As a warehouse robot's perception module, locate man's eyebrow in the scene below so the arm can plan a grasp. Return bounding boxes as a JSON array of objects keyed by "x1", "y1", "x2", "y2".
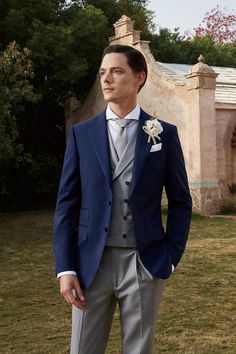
[{"x1": 99, "y1": 66, "x2": 124, "y2": 71}]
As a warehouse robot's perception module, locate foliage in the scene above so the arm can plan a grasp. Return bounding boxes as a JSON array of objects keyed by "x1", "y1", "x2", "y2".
[
  {"x1": 0, "y1": 1, "x2": 109, "y2": 209},
  {"x1": 180, "y1": 36, "x2": 236, "y2": 67},
  {"x1": 0, "y1": 41, "x2": 40, "y2": 208},
  {"x1": 1, "y1": 1, "x2": 108, "y2": 103},
  {"x1": 0, "y1": 41, "x2": 38, "y2": 162},
  {"x1": 149, "y1": 27, "x2": 236, "y2": 67},
  {"x1": 149, "y1": 5, "x2": 236, "y2": 66},
  {"x1": 1, "y1": 1, "x2": 154, "y2": 104},
  {"x1": 192, "y1": 5, "x2": 236, "y2": 44},
  {"x1": 0, "y1": 0, "x2": 155, "y2": 210},
  {"x1": 86, "y1": 0, "x2": 155, "y2": 37},
  {"x1": 149, "y1": 28, "x2": 183, "y2": 63}
]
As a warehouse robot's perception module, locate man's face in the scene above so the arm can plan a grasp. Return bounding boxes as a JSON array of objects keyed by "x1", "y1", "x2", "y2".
[{"x1": 99, "y1": 53, "x2": 145, "y2": 105}]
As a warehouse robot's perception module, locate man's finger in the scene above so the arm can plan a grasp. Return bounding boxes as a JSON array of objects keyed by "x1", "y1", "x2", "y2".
[
  {"x1": 74, "y1": 283, "x2": 85, "y2": 302},
  {"x1": 59, "y1": 275, "x2": 85, "y2": 309},
  {"x1": 67, "y1": 290, "x2": 85, "y2": 308}
]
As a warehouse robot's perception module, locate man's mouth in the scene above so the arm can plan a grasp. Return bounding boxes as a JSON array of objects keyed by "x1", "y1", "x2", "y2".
[{"x1": 103, "y1": 88, "x2": 114, "y2": 92}]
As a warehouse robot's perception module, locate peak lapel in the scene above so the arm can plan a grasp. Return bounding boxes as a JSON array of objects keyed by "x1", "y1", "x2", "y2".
[
  {"x1": 89, "y1": 111, "x2": 112, "y2": 189},
  {"x1": 131, "y1": 110, "x2": 151, "y2": 194}
]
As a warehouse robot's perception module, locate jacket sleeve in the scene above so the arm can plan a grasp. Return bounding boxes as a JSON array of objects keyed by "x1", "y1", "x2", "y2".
[
  {"x1": 53, "y1": 126, "x2": 81, "y2": 274},
  {"x1": 164, "y1": 126, "x2": 192, "y2": 268}
]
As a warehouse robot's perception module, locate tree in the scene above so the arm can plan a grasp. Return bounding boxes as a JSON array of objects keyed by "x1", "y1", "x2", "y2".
[
  {"x1": 0, "y1": 41, "x2": 38, "y2": 162},
  {"x1": 191, "y1": 6, "x2": 236, "y2": 44},
  {"x1": 149, "y1": 28, "x2": 183, "y2": 63},
  {"x1": 86, "y1": 0, "x2": 155, "y2": 37},
  {"x1": 1, "y1": 1, "x2": 108, "y2": 102},
  {"x1": 148, "y1": 9, "x2": 236, "y2": 68},
  {"x1": 0, "y1": 0, "x2": 155, "y2": 209},
  {"x1": 0, "y1": 41, "x2": 38, "y2": 209}
]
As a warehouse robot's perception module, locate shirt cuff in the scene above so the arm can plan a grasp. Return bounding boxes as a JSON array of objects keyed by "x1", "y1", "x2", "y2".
[
  {"x1": 172, "y1": 264, "x2": 175, "y2": 272},
  {"x1": 57, "y1": 271, "x2": 77, "y2": 279}
]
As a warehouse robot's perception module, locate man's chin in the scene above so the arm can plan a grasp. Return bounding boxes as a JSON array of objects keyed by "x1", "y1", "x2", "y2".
[{"x1": 103, "y1": 95, "x2": 116, "y2": 103}]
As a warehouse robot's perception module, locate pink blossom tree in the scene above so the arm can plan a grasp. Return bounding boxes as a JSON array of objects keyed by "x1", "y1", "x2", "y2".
[
  {"x1": 192, "y1": 5, "x2": 236, "y2": 43},
  {"x1": 185, "y1": 5, "x2": 236, "y2": 44}
]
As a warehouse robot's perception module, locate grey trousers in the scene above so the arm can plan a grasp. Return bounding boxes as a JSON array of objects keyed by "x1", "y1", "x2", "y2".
[{"x1": 70, "y1": 247, "x2": 165, "y2": 354}]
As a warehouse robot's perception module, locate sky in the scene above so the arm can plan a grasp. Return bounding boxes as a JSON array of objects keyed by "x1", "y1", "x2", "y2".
[{"x1": 147, "y1": 0, "x2": 236, "y2": 35}]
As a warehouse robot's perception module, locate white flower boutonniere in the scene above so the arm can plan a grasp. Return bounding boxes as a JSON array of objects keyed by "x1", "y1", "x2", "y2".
[{"x1": 143, "y1": 112, "x2": 163, "y2": 144}]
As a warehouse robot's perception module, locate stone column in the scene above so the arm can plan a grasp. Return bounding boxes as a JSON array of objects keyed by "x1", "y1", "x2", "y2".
[
  {"x1": 186, "y1": 55, "x2": 220, "y2": 213},
  {"x1": 109, "y1": 15, "x2": 150, "y2": 51}
]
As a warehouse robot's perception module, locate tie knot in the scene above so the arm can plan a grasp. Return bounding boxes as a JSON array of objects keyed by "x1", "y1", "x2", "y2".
[{"x1": 112, "y1": 118, "x2": 132, "y2": 128}]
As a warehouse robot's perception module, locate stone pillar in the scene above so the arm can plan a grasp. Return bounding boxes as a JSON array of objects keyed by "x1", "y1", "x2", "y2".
[
  {"x1": 186, "y1": 55, "x2": 220, "y2": 213},
  {"x1": 109, "y1": 15, "x2": 150, "y2": 51}
]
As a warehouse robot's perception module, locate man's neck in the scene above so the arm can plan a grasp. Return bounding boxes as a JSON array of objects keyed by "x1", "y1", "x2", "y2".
[{"x1": 108, "y1": 102, "x2": 137, "y2": 118}]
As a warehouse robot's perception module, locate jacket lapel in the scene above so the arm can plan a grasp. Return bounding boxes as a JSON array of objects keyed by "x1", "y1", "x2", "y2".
[
  {"x1": 88, "y1": 111, "x2": 112, "y2": 189},
  {"x1": 131, "y1": 109, "x2": 151, "y2": 194}
]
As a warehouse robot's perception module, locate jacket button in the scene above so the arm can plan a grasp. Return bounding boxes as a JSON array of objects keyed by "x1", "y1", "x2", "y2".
[
  {"x1": 122, "y1": 234, "x2": 127, "y2": 239},
  {"x1": 108, "y1": 201, "x2": 112, "y2": 206},
  {"x1": 103, "y1": 227, "x2": 108, "y2": 232},
  {"x1": 124, "y1": 199, "x2": 129, "y2": 203},
  {"x1": 123, "y1": 215, "x2": 128, "y2": 220},
  {"x1": 125, "y1": 181, "x2": 130, "y2": 185}
]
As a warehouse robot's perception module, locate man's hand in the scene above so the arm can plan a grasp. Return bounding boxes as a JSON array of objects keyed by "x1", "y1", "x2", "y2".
[{"x1": 60, "y1": 275, "x2": 85, "y2": 309}]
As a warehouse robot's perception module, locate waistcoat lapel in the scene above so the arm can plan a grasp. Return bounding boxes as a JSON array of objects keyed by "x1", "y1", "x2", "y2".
[
  {"x1": 112, "y1": 124, "x2": 138, "y2": 181},
  {"x1": 107, "y1": 127, "x2": 119, "y2": 172}
]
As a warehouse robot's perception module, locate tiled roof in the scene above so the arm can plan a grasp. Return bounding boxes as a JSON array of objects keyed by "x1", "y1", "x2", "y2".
[
  {"x1": 212, "y1": 66, "x2": 236, "y2": 104},
  {"x1": 156, "y1": 62, "x2": 189, "y2": 86},
  {"x1": 156, "y1": 62, "x2": 236, "y2": 104}
]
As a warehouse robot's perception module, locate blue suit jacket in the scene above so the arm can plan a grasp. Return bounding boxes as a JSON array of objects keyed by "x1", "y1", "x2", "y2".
[{"x1": 54, "y1": 109, "x2": 192, "y2": 289}]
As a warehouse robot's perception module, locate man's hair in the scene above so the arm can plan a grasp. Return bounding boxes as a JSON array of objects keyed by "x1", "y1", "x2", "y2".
[{"x1": 102, "y1": 44, "x2": 147, "y2": 91}]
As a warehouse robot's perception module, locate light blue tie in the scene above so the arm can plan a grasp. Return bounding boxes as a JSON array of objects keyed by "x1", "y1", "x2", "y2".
[{"x1": 112, "y1": 119, "x2": 132, "y2": 160}]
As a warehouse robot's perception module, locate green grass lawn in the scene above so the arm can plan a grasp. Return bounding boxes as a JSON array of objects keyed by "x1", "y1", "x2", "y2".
[{"x1": 0, "y1": 210, "x2": 235, "y2": 353}]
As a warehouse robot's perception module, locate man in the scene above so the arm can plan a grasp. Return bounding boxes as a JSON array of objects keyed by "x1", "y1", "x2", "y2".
[{"x1": 54, "y1": 44, "x2": 192, "y2": 354}]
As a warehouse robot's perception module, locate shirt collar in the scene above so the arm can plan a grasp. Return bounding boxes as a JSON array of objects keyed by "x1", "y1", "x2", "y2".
[{"x1": 106, "y1": 104, "x2": 140, "y2": 121}]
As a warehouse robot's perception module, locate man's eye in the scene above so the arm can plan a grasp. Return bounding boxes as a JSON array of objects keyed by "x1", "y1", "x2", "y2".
[{"x1": 113, "y1": 69, "x2": 122, "y2": 74}]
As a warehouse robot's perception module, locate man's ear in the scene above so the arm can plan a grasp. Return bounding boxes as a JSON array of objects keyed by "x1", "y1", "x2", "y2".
[{"x1": 136, "y1": 71, "x2": 146, "y2": 89}]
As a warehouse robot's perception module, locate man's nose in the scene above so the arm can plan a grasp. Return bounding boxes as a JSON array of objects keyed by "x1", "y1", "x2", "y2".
[{"x1": 103, "y1": 71, "x2": 112, "y2": 83}]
